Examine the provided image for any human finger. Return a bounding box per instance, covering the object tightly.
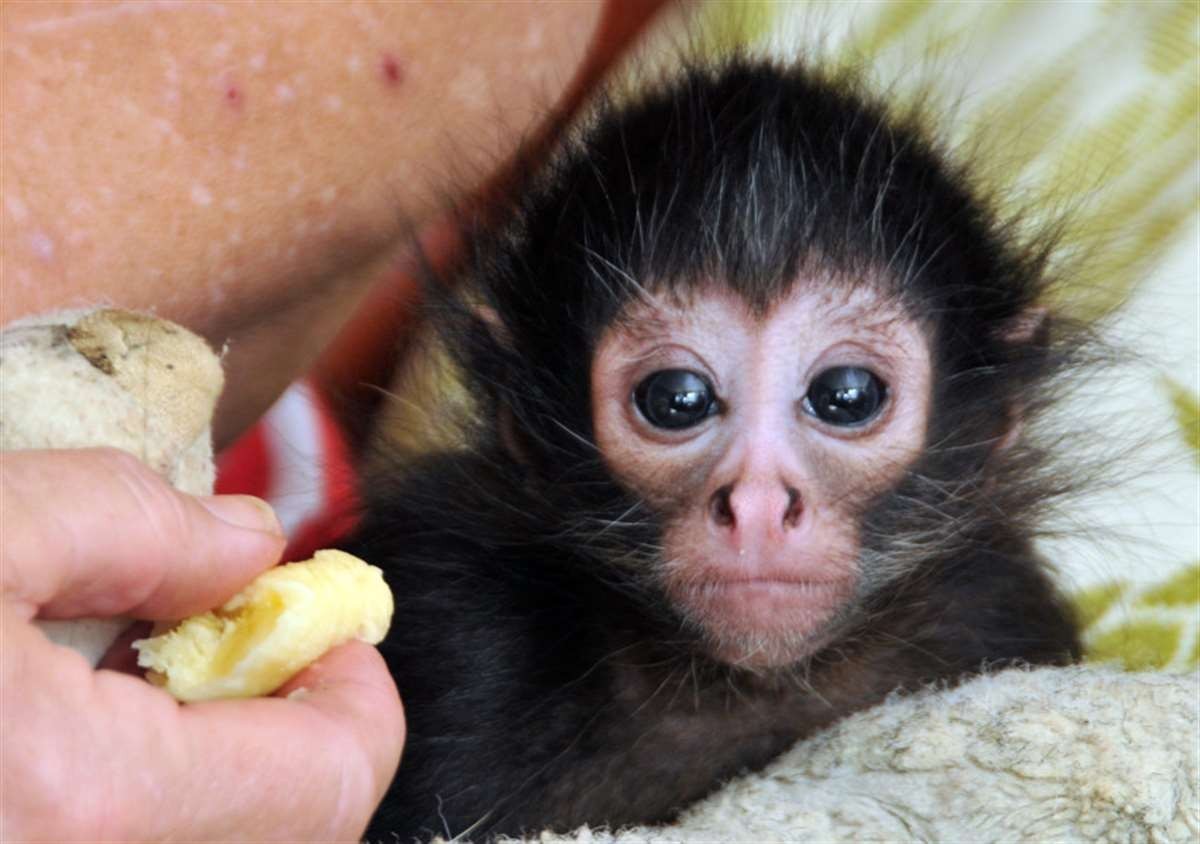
[3,623,401,842]
[1,448,284,621]
[141,642,404,841]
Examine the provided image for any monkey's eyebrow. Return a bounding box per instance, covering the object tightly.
[610,304,700,342]
[818,298,915,340]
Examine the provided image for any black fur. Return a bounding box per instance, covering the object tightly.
[346,59,1081,842]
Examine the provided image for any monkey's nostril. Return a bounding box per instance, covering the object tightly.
[782,487,802,529]
[709,484,735,528]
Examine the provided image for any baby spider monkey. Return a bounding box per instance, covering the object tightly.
[345,57,1081,841]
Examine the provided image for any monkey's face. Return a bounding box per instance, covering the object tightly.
[591,282,931,668]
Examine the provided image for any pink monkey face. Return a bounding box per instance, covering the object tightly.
[591,281,931,667]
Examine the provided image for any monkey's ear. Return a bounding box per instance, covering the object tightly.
[497,402,530,464]
[469,303,512,348]
[1001,307,1049,349]
[993,307,1048,453]
[467,303,530,463]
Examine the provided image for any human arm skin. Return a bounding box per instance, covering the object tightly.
[1,1,668,447]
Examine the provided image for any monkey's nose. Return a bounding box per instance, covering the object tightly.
[708,483,804,533]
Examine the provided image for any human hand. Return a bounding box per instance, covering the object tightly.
[1,449,404,842]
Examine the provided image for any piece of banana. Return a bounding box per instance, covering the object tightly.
[133,550,393,702]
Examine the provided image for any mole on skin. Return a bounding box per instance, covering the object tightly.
[381,53,403,86]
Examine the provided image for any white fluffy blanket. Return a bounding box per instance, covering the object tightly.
[519,666,1198,843]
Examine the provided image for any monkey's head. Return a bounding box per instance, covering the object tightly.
[450,59,1070,670]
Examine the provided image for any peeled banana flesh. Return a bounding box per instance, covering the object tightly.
[133,550,393,702]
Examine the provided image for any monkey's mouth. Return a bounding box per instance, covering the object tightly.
[671,575,857,668]
[697,577,851,629]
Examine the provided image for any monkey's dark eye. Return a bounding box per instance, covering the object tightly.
[804,367,886,427]
[634,370,717,430]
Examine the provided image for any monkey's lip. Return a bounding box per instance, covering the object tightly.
[700,577,850,606]
[684,576,854,631]
[672,574,856,667]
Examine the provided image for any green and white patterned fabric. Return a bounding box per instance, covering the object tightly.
[1078,563,1200,671]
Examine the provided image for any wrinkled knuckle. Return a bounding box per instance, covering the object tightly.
[112,458,189,542]
[86,446,152,480]
[106,452,191,601]
[142,485,195,549]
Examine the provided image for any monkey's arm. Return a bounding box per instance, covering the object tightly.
[348,541,607,836]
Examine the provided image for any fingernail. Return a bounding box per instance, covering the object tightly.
[199,494,283,536]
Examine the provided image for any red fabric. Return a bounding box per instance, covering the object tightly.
[215,379,360,562]
[213,424,271,501]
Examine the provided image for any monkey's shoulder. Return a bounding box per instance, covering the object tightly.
[858,540,1081,682]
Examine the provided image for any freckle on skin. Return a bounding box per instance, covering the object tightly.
[450,66,487,108]
[29,231,55,261]
[392,160,414,183]
[152,118,181,142]
[5,194,30,222]
[524,23,544,50]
